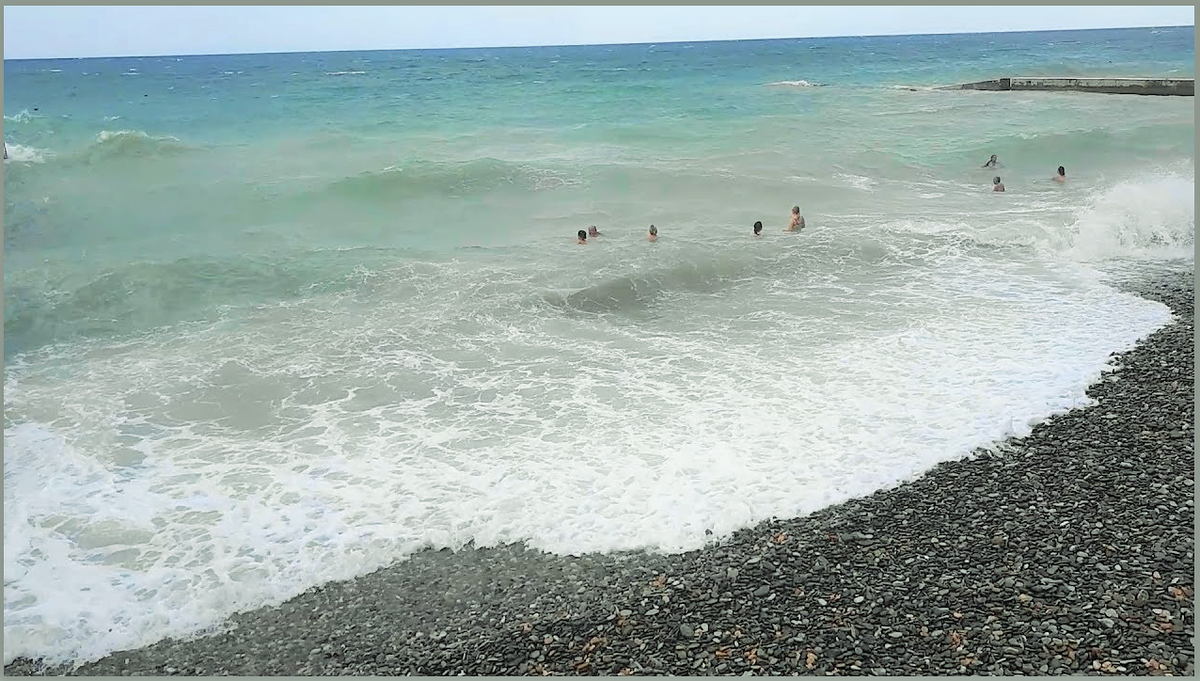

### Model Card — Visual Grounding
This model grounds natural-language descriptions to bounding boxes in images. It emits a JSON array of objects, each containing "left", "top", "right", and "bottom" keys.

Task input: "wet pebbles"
[{"left": 8, "top": 269, "right": 1193, "bottom": 676}]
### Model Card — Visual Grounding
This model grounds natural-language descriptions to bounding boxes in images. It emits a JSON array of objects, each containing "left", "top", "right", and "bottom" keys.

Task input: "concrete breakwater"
[{"left": 943, "top": 77, "right": 1194, "bottom": 96}]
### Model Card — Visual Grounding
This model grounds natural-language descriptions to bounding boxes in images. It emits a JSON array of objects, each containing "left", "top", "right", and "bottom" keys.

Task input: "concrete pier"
[{"left": 942, "top": 77, "right": 1194, "bottom": 96}]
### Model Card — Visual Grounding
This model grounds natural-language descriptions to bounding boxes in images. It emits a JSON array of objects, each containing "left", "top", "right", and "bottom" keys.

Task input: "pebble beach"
[{"left": 7, "top": 267, "right": 1192, "bottom": 677}]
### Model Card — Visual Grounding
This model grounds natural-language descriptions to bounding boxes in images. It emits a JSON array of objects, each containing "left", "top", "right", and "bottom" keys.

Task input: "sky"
[{"left": 3, "top": 5, "right": 1195, "bottom": 60}]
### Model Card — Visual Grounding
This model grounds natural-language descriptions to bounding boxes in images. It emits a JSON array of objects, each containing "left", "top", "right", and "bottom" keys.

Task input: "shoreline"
[{"left": 6, "top": 267, "right": 1194, "bottom": 676}]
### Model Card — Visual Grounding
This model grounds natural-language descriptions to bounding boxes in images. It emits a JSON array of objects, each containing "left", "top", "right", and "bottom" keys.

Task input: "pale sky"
[{"left": 3, "top": 5, "right": 1194, "bottom": 60}]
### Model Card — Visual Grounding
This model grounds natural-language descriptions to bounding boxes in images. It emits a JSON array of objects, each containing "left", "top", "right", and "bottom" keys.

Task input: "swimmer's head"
[
  {"left": 588, "top": 225, "right": 599, "bottom": 236},
  {"left": 989, "top": 154, "right": 997, "bottom": 162},
  {"left": 753, "top": 221, "right": 763, "bottom": 234},
  {"left": 649, "top": 225, "right": 657, "bottom": 235},
  {"left": 993, "top": 176, "right": 1001, "bottom": 185},
  {"left": 577, "top": 229, "right": 587, "bottom": 241},
  {"left": 792, "top": 206, "right": 800, "bottom": 215},
  {"left": 1057, "top": 166, "right": 1065, "bottom": 176}
]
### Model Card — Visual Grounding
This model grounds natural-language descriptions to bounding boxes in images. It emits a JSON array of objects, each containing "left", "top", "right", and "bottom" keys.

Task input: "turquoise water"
[{"left": 3, "top": 26, "right": 1195, "bottom": 666}]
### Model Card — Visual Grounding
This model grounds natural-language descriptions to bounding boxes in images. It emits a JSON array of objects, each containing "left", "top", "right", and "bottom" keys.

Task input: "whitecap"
[
  {"left": 3, "top": 143, "right": 50, "bottom": 163},
  {"left": 766, "top": 80, "right": 818, "bottom": 88}
]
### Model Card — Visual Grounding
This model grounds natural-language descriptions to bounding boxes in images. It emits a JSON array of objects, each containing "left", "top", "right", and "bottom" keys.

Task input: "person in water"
[
  {"left": 1054, "top": 166, "right": 1066, "bottom": 183},
  {"left": 588, "top": 225, "right": 602, "bottom": 237},
  {"left": 753, "top": 221, "right": 763, "bottom": 236},
  {"left": 786, "top": 206, "right": 805, "bottom": 232},
  {"left": 982, "top": 154, "right": 998, "bottom": 168},
  {"left": 577, "top": 229, "right": 588, "bottom": 244},
  {"left": 992, "top": 176, "right": 1005, "bottom": 192},
  {"left": 647, "top": 224, "right": 658, "bottom": 242}
]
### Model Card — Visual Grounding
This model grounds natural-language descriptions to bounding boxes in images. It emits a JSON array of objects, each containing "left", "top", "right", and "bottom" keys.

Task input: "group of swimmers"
[
  {"left": 983, "top": 154, "right": 1068, "bottom": 192},
  {"left": 573, "top": 153, "right": 1065, "bottom": 242},
  {"left": 576, "top": 206, "right": 806, "bottom": 244}
]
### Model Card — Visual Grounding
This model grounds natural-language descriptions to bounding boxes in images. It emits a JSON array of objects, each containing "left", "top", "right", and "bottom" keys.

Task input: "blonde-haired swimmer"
[{"left": 786, "top": 206, "right": 805, "bottom": 232}]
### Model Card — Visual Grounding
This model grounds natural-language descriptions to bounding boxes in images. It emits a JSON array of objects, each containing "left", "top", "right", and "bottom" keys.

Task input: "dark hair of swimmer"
[
  {"left": 1057, "top": 166, "right": 1065, "bottom": 176},
  {"left": 577, "top": 229, "right": 587, "bottom": 240},
  {"left": 753, "top": 221, "right": 763, "bottom": 234},
  {"left": 993, "top": 176, "right": 1001, "bottom": 184},
  {"left": 649, "top": 225, "right": 657, "bottom": 235}
]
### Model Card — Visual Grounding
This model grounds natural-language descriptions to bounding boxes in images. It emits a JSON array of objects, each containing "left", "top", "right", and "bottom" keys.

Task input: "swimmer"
[
  {"left": 993, "top": 176, "right": 1005, "bottom": 192},
  {"left": 786, "top": 205, "right": 805, "bottom": 232},
  {"left": 588, "top": 225, "right": 602, "bottom": 237},
  {"left": 577, "top": 229, "right": 588, "bottom": 244},
  {"left": 982, "top": 154, "right": 998, "bottom": 168},
  {"left": 1053, "top": 166, "right": 1066, "bottom": 183},
  {"left": 753, "top": 221, "right": 763, "bottom": 236},
  {"left": 647, "top": 224, "right": 658, "bottom": 242}
]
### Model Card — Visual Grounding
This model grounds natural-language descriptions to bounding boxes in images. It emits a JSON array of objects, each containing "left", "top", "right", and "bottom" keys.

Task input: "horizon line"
[{"left": 4, "top": 22, "right": 1193, "bottom": 62}]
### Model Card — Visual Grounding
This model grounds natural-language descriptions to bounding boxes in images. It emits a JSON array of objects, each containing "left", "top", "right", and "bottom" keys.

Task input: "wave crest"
[
  {"left": 548, "top": 255, "right": 760, "bottom": 314},
  {"left": 4, "top": 110, "right": 37, "bottom": 123},
  {"left": 1066, "top": 171, "right": 1195, "bottom": 260},
  {"left": 325, "top": 159, "right": 581, "bottom": 201},
  {"left": 82, "top": 130, "right": 196, "bottom": 163},
  {"left": 4, "top": 144, "right": 50, "bottom": 164},
  {"left": 3, "top": 250, "right": 403, "bottom": 359}
]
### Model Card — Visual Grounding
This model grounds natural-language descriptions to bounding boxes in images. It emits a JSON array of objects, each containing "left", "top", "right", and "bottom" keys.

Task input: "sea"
[{"left": 3, "top": 26, "right": 1195, "bottom": 666}]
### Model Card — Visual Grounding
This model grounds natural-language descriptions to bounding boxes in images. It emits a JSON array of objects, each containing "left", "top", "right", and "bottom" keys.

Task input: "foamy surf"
[
  {"left": 1065, "top": 171, "right": 1196, "bottom": 260},
  {"left": 4, "top": 110, "right": 38, "bottom": 123},
  {"left": 3, "top": 144, "right": 50, "bottom": 163},
  {"left": 2, "top": 225, "right": 1179, "bottom": 668},
  {"left": 835, "top": 172, "right": 877, "bottom": 191}
]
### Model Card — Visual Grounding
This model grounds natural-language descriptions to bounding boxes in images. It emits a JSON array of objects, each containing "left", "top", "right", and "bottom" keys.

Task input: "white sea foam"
[
  {"left": 766, "top": 80, "right": 817, "bottom": 88},
  {"left": 95, "top": 130, "right": 174, "bottom": 144},
  {"left": 4, "top": 144, "right": 50, "bottom": 163},
  {"left": 2, "top": 237, "right": 1174, "bottom": 667},
  {"left": 835, "top": 172, "right": 877, "bottom": 191},
  {"left": 1064, "top": 171, "right": 1195, "bottom": 260},
  {"left": 5, "top": 110, "right": 36, "bottom": 123}
]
